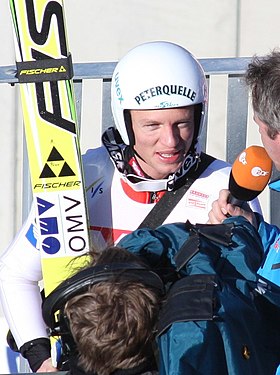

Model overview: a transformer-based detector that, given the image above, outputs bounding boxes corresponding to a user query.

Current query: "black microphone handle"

[227,193,246,208]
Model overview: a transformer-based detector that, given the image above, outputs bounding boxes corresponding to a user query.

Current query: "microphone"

[228,145,273,206]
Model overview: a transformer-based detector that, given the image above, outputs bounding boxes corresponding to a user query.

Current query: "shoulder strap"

[138,153,216,229]
[174,221,234,271]
[157,274,217,336]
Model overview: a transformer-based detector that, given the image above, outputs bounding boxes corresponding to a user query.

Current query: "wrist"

[20,337,51,372]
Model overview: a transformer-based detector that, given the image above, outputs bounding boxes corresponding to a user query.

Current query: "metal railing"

[0,57,278,225]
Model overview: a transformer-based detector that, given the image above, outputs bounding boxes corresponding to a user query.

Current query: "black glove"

[20,337,51,372]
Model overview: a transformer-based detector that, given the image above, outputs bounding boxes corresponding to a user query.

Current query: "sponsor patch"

[186,189,209,209]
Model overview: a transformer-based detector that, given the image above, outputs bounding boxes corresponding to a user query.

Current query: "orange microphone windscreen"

[229,145,272,202]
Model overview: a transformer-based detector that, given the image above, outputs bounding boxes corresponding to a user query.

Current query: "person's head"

[45,247,163,375]
[111,41,207,180]
[246,50,280,170]
[64,278,159,375]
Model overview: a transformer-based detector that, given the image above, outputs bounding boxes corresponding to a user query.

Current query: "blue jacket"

[119,216,280,375]
[257,216,280,291]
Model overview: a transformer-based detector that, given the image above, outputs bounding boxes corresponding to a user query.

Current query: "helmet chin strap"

[133,148,146,164]
[132,148,155,178]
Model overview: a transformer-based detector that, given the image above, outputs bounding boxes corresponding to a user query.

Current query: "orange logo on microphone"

[232,145,273,191]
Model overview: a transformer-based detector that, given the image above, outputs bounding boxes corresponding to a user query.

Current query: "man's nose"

[160,125,179,147]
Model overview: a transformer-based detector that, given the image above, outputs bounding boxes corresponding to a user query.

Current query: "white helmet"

[111,41,207,145]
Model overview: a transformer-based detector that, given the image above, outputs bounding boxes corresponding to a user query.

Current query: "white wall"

[0,0,280,372]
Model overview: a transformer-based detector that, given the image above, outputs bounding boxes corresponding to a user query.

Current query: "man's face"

[254,113,280,171]
[130,106,195,179]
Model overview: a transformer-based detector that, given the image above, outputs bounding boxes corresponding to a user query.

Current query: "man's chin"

[153,166,182,179]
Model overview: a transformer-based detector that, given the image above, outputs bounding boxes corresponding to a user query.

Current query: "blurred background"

[0,0,280,372]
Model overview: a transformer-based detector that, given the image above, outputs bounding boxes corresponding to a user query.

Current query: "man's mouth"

[160,153,176,158]
[157,151,182,163]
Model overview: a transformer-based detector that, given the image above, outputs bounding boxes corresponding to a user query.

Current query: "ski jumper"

[0,145,261,350]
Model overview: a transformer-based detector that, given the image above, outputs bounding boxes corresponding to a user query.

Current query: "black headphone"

[42,262,165,336]
[42,262,165,371]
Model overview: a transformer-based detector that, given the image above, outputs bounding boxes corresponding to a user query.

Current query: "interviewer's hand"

[37,358,57,372]
[208,189,257,227]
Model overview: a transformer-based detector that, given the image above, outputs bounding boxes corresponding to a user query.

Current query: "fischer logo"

[34,181,81,189]
[37,146,76,182]
[19,66,67,76]
[251,166,270,177]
